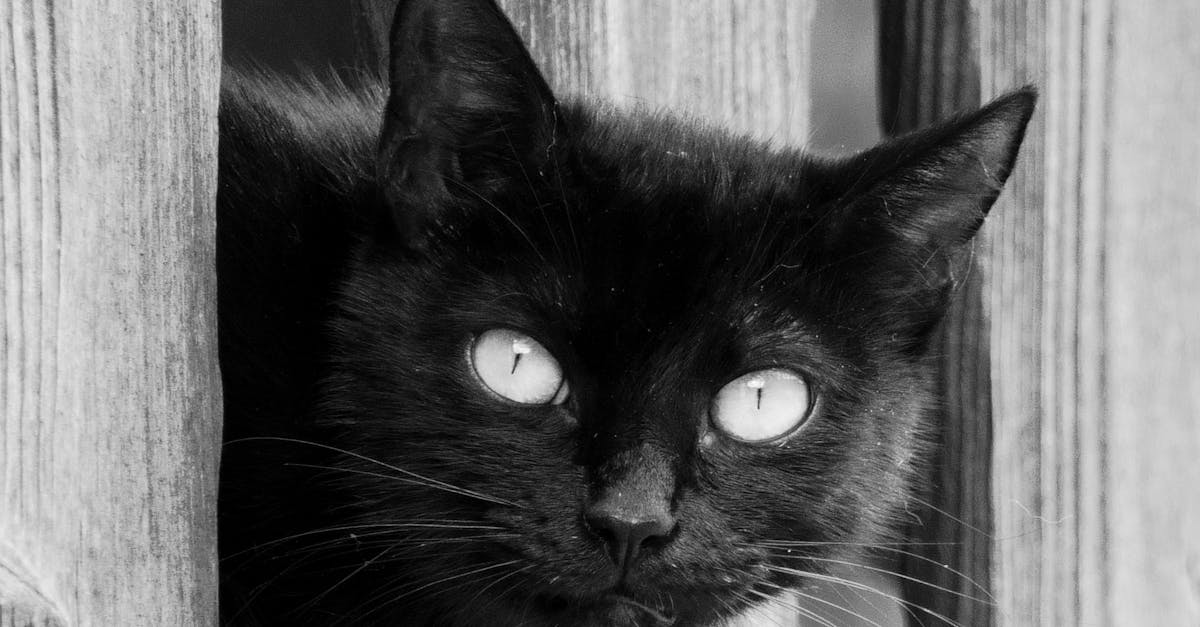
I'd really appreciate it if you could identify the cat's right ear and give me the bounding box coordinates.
[376,0,559,251]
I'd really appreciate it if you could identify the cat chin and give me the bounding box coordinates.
[437,575,743,627]
[474,553,766,626]
[537,593,675,627]
[481,591,702,627]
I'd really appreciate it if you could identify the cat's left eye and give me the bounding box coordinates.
[470,329,570,405]
[711,369,811,442]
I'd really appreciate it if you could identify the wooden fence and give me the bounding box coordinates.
[883,2,1200,625]
[0,0,221,625]
[2,1,1197,625]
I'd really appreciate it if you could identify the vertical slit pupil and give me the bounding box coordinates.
[510,338,532,375]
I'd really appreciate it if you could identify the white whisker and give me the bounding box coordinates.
[228,436,521,507]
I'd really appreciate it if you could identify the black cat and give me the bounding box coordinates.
[217,0,1034,625]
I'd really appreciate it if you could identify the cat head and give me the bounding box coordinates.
[299,0,1034,624]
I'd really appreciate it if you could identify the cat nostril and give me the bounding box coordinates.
[584,508,676,570]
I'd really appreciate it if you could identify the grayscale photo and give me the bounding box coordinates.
[1,1,1196,626]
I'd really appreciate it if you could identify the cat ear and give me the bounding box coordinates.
[839,88,1035,253]
[821,88,1035,341]
[376,0,558,249]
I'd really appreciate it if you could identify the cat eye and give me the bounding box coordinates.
[470,329,570,405]
[711,369,811,442]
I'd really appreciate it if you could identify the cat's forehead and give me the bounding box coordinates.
[569,116,828,286]
[445,107,844,351]
[567,104,817,215]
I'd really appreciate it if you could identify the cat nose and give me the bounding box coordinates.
[584,496,677,571]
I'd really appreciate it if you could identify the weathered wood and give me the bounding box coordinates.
[984,2,1200,625]
[498,0,813,144]
[0,0,221,625]
[884,1,1200,625]
[974,5,1051,625]
[1098,5,1200,620]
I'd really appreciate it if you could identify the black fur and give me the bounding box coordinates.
[218,1,1034,625]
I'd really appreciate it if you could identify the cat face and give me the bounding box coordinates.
[323,140,924,624]
[218,0,1032,625]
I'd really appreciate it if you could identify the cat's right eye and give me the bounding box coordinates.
[711,369,811,442]
[470,329,569,405]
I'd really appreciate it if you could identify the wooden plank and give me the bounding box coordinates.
[958,1,1199,625]
[498,0,813,144]
[882,1,1199,624]
[1085,2,1199,624]
[879,2,1197,625]
[0,0,221,624]
[978,2,1113,625]
[975,4,1051,622]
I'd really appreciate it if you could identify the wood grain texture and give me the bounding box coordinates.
[886,1,1200,625]
[498,0,813,145]
[0,1,221,625]
[975,4,1052,625]
[1020,1,1199,624]
[1101,5,1200,623]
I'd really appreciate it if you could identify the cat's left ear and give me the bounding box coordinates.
[376,0,558,250]
[820,88,1035,340]
[835,88,1036,255]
